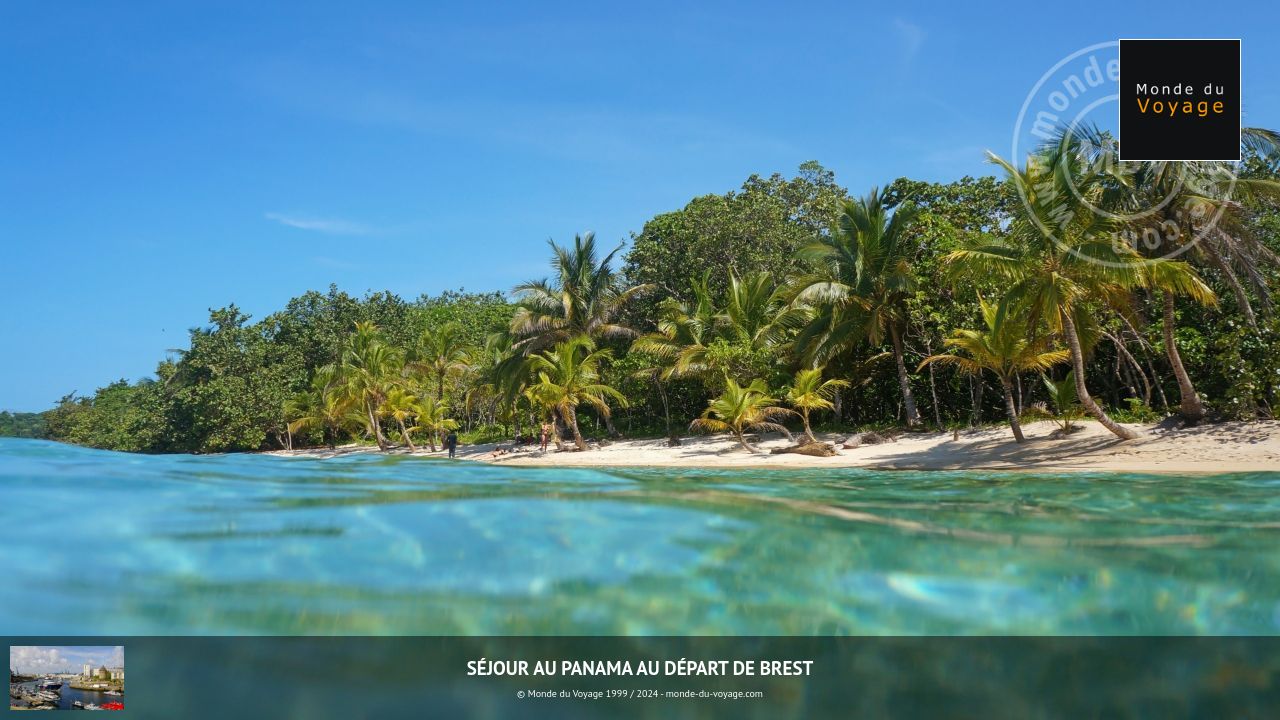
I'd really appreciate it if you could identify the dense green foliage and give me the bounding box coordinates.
[25,148,1280,453]
[0,411,46,438]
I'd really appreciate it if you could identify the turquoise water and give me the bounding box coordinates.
[1,438,1278,635]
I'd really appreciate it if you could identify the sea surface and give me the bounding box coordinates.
[1,438,1278,635]
[10,680,122,710]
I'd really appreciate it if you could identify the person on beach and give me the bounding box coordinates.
[446,429,458,459]
[540,422,551,452]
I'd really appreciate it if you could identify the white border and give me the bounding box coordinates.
[1117,38,1242,162]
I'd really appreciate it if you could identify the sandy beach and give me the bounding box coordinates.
[267,419,1280,473]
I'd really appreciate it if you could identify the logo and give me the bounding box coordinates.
[1011,41,1240,266]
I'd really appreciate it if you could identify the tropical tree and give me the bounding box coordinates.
[1042,371,1084,432]
[919,297,1069,442]
[946,144,1149,440]
[526,336,628,451]
[690,378,796,453]
[510,232,650,352]
[784,368,849,443]
[635,269,805,389]
[284,365,357,449]
[338,321,403,451]
[1108,127,1280,329]
[1144,261,1218,422]
[381,386,422,451]
[632,270,720,380]
[414,396,458,453]
[793,187,924,425]
[408,322,474,402]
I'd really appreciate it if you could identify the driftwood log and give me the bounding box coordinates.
[841,431,896,449]
[770,442,839,457]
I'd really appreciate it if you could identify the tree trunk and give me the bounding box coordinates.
[396,418,417,452]
[564,405,588,451]
[775,424,794,443]
[657,379,673,439]
[1202,236,1258,329]
[801,409,815,444]
[1143,352,1171,410]
[603,413,621,439]
[1061,312,1142,440]
[969,374,983,427]
[736,429,760,453]
[1163,291,1206,423]
[926,342,944,431]
[889,323,921,426]
[1108,332,1152,405]
[367,402,390,451]
[1001,378,1025,443]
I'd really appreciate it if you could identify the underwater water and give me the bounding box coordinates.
[1,438,1278,635]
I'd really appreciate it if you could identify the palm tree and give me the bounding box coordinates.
[793,188,923,425]
[409,322,473,403]
[526,336,628,451]
[1144,260,1218,422]
[1110,127,1280,329]
[338,321,403,451]
[785,368,849,443]
[635,270,806,386]
[1057,125,1231,422]
[414,397,458,453]
[919,297,1069,442]
[632,270,720,380]
[690,378,796,453]
[947,146,1148,440]
[721,271,809,349]
[381,387,422,451]
[510,232,650,352]
[511,233,648,438]
[1042,371,1084,432]
[284,364,357,449]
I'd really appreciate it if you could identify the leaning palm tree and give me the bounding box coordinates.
[338,321,403,451]
[526,336,628,451]
[785,368,850,443]
[946,146,1148,440]
[793,188,923,425]
[381,387,423,451]
[919,297,1069,442]
[1108,126,1280,329]
[690,378,796,453]
[510,232,650,352]
[1059,125,1242,423]
[1143,260,1218,422]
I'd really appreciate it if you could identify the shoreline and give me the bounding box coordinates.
[266,419,1280,474]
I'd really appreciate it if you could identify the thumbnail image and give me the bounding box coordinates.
[9,646,123,711]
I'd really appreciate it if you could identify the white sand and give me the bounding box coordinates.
[267,419,1280,473]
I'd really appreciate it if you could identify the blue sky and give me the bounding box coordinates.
[9,646,123,674]
[2,1,1279,411]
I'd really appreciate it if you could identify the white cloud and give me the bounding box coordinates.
[9,646,123,674]
[265,212,372,235]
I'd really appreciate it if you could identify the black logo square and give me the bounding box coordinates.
[1119,39,1240,161]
